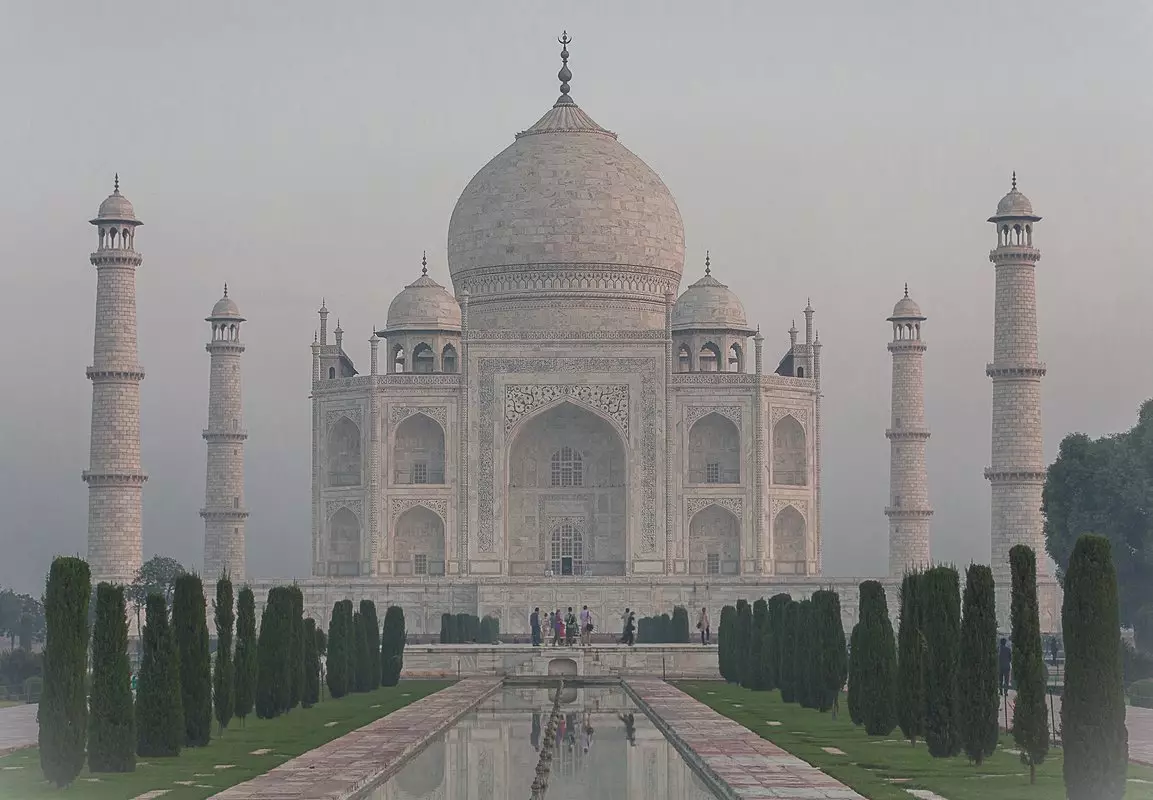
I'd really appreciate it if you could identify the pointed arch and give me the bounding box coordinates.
[441,343,458,373]
[773,505,806,574]
[393,412,445,484]
[688,412,741,484]
[391,343,406,374]
[677,343,692,373]
[411,342,435,374]
[698,342,721,372]
[393,505,445,576]
[327,416,362,487]
[728,342,743,372]
[327,507,361,575]
[772,415,807,486]
[688,504,741,575]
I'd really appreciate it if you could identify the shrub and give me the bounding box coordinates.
[1062,535,1127,800]
[88,583,134,773]
[671,606,690,644]
[718,605,737,682]
[172,574,212,746]
[959,564,998,764]
[302,618,319,707]
[212,575,234,733]
[233,587,257,722]
[767,594,790,692]
[287,586,305,710]
[351,611,366,692]
[847,622,863,725]
[778,600,799,703]
[853,580,898,736]
[456,612,471,643]
[440,613,453,644]
[326,600,352,699]
[359,600,380,691]
[922,566,961,758]
[749,599,769,690]
[735,600,752,687]
[380,606,406,686]
[812,590,848,713]
[256,587,291,717]
[135,594,183,757]
[1009,545,1048,783]
[795,599,817,708]
[478,615,500,644]
[39,556,90,787]
[896,570,926,744]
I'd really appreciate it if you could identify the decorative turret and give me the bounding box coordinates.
[671,252,756,372]
[379,253,462,374]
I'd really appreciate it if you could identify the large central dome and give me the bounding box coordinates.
[446,38,685,331]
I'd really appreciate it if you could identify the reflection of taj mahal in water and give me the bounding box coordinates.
[367,686,717,800]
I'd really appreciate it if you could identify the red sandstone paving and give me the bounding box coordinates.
[1003,691,1153,766]
[209,678,500,800]
[628,678,866,799]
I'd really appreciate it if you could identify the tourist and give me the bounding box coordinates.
[580,605,593,646]
[619,607,631,642]
[553,608,564,646]
[999,637,1012,695]
[619,712,637,746]
[531,712,541,751]
[698,606,710,645]
[530,607,541,647]
[621,611,636,646]
[565,607,578,646]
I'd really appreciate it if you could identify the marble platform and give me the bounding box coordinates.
[400,643,720,680]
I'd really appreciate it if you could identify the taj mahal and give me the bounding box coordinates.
[80,36,1059,634]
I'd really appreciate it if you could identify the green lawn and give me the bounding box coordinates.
[0,681,449,800]
[678,681,1153,800]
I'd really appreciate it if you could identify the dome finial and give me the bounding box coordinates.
[1011,170,1017,190]
[223,282,229,298]
[113,173,120,193]
[904,282,909,298]
[704,250,711,275]
[556,30,573,105]
[421,250,428,276]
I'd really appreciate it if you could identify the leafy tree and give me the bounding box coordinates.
[922,566,961,758]
[896,570,926,745]
[233,586,257,723]
[440,612,453,644]
[778,600,799,703]
[735,599,752,687]
[1009,545,1048,783]
[38,556,90,788]
[381,605,406,686]
[88,583,135,773]
[326,599,352,699]
[671,606,690,643]
[847,622,863,725]
[0,589,22,649]
[256,587,291,717]
[1043,402,1153,630]
[795,599,817,708]
[360,600,381,691]
[748,599,769,690]
[213,575,234,733]
[0,591,46,650]
[717,605,737,682]
[1062,535,1128,799]
[287,586,304,710]
[302,618,320,707]
[135,594,183,757]
[172,574,212,747]
[127,556,186,646]
[959,564,998,764]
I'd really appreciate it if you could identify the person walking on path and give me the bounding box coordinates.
[697,607,710,645]
[619,607,631,643]
[621,611,636,646]
[580,605,593,646]
[530,607,541,647]
[998,637,1012,695]
[565,607,578,646]
[553,608,564,646]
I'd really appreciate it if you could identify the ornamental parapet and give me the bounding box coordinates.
[89,251,143,267]
[87,367,145,381]
[82,469,148,485]
[314,374,464,393]
[203,429,248,441]
[884,507,934,518]
[984,467,1046,483]
[985,362,1046,378]
[885,428,931,440]
[206,342,246,354]
[200,508,250,520]
[887,341,927,353]
[671,373,815,390]
[989,246,1040,264]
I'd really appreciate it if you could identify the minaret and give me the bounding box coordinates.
[201,285,248,580]
[985,174,1055,628]
[83,176,146,585]
[885,285,932,575]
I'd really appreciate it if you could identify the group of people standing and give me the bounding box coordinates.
[530,606,595,646]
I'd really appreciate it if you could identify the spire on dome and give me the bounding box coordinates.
[422,250,428,276]
[704,251,711,275]
[904,282,909,298]
[556,31,573,106]
[223,282,229,298]
[1012,170,1017,190]
[114,172,120,193]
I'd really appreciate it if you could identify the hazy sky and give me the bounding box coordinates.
[2,2,1151,593]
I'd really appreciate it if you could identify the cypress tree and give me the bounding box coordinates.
[256,587,291,718]
[1009,545,1049,783]
[735,599,752,686]
[671,606,690,643]
[922,566,961,758]
[212,575,234,733]
[360,600,381,691]
[847,622,863,725]
[173,574,212,746]
[959,564,998,764]
[717,605,737,682]
[88,582,134,773]
[456,612,470,642]
[381,605,407,686]
[440,612,453,644]
[287,586,304,710]
[856,580,898,736]
[796,599,817,708]
[812,590,848,713]
[1062,535,1128,799]
[302,618,319,708]
[896,570,927,744]
[767,593,790,692]
[749,599,769,690]
[233,587,257,723]
[39,556,90,787]
[135,593,183,757]
[351,611,367,692]
[778,600,799,703]
[326,599,351,698]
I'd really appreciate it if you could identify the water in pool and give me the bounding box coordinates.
[364,684,721,799]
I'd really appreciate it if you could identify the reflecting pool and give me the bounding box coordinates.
[365,684,721,799]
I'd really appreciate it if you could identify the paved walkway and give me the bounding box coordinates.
[1004,691,1153,766]
[210,678,500,800]
[627,678,864,799]
[0,704,37,755]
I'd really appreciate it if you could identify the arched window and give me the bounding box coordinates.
[327,417,362,487]
[393,506,446,576]
[688,412,740,484]
[677,344,691,373]
[728,343,742,372]
[393,413,446,484]
[550,521,584,575]
[550,447,583,487]
[441,344,458,373]
[796,366,805,378]
[688,505,741,575]
[698,343,721,372]
[328,366,336,379]
[412,343,435,374]
[391,345,405,374]
[773,505,806,575]
[772,415,807,486]
[328,507,361,576]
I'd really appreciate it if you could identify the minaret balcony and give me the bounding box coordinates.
[202,429,248,441]
[87,366,146,382]
[82,469,148,486]
[985,362,1046,379]
[206,341,246,354]
[989,246,1040,264]
[89,251,143,267]
[200,508,250,520]
[984,467,1046,483]
[886,340,927,353]
[884,507,934,518]
[885,428,930,440]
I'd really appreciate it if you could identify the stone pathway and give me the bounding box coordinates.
[627,679,865,799]
[0,704,37,756]
[1003,691,1153,766]
[209,678,500,800]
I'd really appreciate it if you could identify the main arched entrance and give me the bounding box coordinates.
[506,401,627,576]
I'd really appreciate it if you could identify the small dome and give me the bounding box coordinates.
[989,174,1039,220]
[672,264,750,331]
[889,286,924,320]
[208,285,244,320]
[92,176,139,223]
[385,267,461,333]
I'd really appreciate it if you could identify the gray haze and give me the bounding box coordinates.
[2,2,1151,593]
